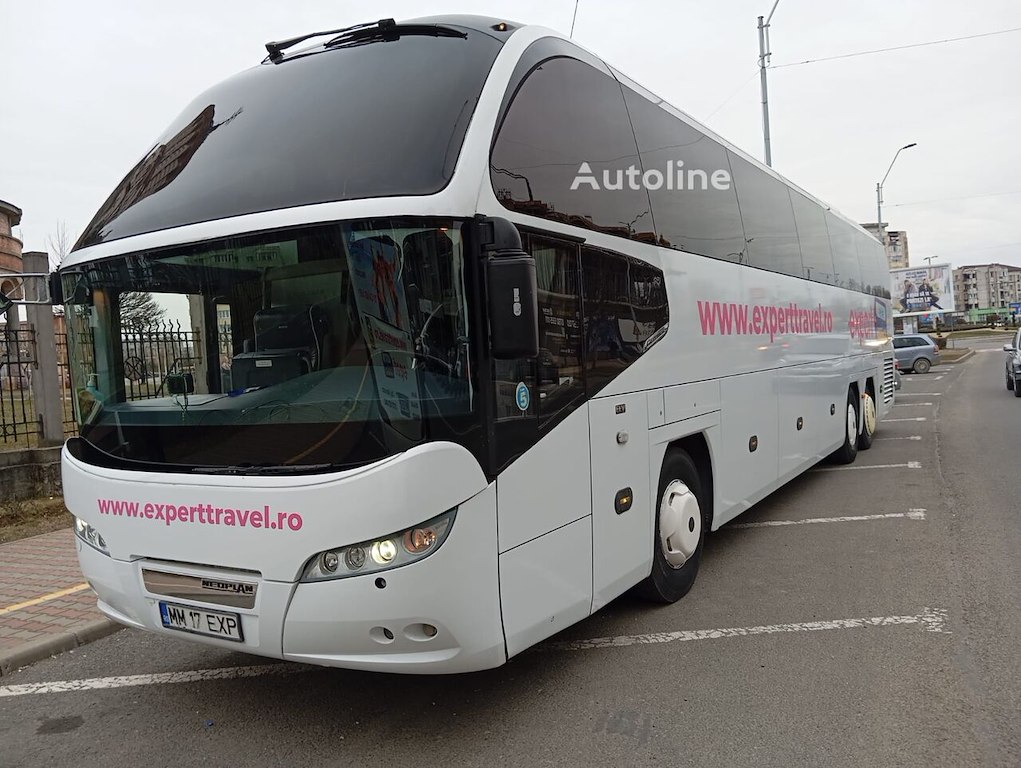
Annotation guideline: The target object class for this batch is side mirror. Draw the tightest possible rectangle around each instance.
[1003,344,1015,353]
[487,254,539,359]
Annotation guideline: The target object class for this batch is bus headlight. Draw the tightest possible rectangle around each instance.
[301,509,456,582]
[73,515,110,556]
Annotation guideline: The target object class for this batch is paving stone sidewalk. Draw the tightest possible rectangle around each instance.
[0,528,118,677]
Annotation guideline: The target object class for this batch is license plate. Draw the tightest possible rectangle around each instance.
[159,601,244,642]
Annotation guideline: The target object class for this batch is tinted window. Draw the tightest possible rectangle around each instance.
[75,30,504,249]
[790,191,835,284]
[856,231,891,298]
[622,88,746,261]
[582,247,668,395]
[728,152,803,276]
[892,337,908,348]
[825,216,862,290]
[530,235,586,422]
[491,57,653,241]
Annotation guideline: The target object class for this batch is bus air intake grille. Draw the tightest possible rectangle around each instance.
[883,358,895,404]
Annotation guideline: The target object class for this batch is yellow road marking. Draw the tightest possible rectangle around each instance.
[0,583,91,616]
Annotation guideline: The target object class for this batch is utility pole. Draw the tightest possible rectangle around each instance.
[758,1,780,166]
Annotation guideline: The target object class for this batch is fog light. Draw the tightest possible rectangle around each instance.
[72,515,110,556]
[321,551,339,572]
[344,546,366,571]
[371,539,397,564]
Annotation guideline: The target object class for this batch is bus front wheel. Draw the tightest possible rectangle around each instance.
[637,449,706,604]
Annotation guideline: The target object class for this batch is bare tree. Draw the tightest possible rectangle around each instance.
[46,220,73,269]
[120,292,167,329]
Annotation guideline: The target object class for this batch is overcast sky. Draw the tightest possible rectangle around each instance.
[3,0,1020,269]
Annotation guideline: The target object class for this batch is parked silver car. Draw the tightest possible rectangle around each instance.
[1003,328,1021,396]
[892,333,940,374]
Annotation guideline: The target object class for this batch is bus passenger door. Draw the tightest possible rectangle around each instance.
[589,392,651,612]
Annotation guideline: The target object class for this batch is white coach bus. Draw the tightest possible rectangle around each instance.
[55,16,894,673]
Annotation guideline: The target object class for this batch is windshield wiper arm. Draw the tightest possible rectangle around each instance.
[324,19,467,50]
[196,463,340,476]
[265,18,466,61]
[265,19,383,61]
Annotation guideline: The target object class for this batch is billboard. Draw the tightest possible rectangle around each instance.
[890,264,955,316]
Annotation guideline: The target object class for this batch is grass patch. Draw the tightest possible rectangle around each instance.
[0,496,71,544]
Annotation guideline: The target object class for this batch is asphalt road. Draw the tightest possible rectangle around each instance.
[2,342,1018,767]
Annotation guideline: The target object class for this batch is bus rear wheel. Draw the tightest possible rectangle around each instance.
[637,450,706,604]
[858,388,876,450]
[828,388,859,465]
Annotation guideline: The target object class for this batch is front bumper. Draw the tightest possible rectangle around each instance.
[77,484,505,674]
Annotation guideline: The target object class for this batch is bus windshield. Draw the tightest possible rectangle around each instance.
[62,218,480,472]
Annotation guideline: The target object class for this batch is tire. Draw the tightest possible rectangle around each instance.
[1007,371,1014,391]
[1014,377,1021,398]
[913,357,931,374]
[828,388,859,465]
[858,388,876,450]
[637,450,706,604]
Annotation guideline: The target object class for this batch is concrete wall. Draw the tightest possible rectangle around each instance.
[0,446,62,501]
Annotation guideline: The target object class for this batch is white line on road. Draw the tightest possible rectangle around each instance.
[885,417,928,422]
[875,435,922,441]
[896,392,942,396]
[0,663,306,698]
[893,402,934,407]
[548,608,948,651]
[728,510,926,529]
[933,376,944,380]
[0,608,949,696]
[815,461,921,472]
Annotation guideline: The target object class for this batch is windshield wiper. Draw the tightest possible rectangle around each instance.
[265,18,466,62]
[325,20,467,50]
[196,463,345,476]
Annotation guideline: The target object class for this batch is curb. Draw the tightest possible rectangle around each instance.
[0,618,122,677]
[941,350,975,364]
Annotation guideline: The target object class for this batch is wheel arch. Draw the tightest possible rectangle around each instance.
[664,432,714,532]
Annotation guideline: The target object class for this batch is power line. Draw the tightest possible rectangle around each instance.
[889,190,1021,208]
[703,69,760,120]
[772,25,1021,69]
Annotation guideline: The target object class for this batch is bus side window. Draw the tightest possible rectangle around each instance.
[790,191,836,285]
[825,215,862,291]
[490,55,652,242]
[582,247,668,397]
[527,234,585,425]
[728,151,803,278]
[622,85,746,263]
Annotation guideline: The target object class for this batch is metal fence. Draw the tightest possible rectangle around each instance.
[121,320,202,401]
[0,326,40,446]
[55,331,77,437]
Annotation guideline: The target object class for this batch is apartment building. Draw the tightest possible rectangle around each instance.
[861,223,909,270]
[953,263,1021,319]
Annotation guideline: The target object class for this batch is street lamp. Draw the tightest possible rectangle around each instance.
[876,142,917,237]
